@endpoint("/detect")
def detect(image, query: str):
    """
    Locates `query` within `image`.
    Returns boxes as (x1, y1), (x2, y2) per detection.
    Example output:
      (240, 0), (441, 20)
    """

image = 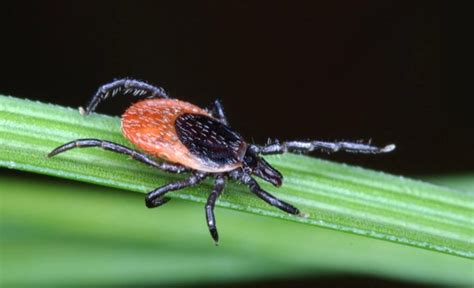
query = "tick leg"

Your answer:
(210, 99), (228, 125)
(253, 140), (395, 155)
(145, 172), (207, 208)
(48, 138), (188, 173)
(236, 172), (300, 215)
(205, 175), (225, 244)
(83, 78), (169, 115)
